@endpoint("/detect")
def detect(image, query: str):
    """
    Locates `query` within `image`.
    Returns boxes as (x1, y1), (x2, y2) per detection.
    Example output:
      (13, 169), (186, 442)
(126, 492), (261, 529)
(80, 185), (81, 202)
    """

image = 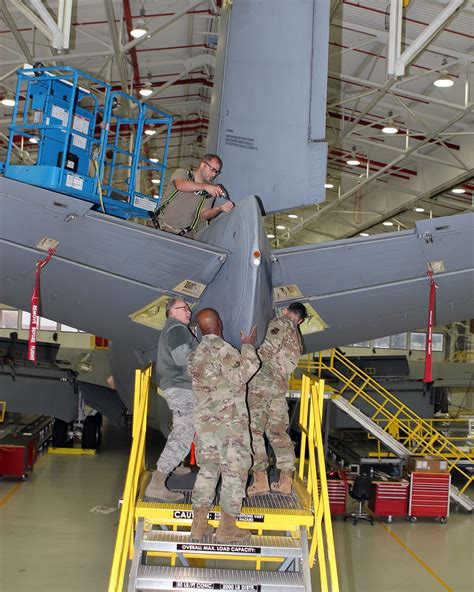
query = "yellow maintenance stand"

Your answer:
(108, 366), (339, 591)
